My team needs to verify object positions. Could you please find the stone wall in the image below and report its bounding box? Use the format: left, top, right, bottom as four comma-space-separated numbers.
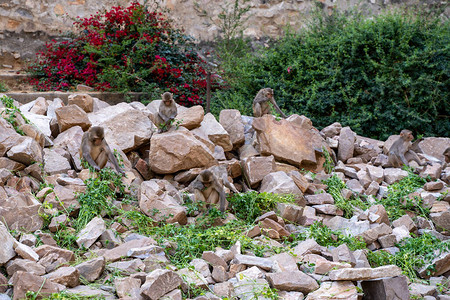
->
0, 0, 447, 67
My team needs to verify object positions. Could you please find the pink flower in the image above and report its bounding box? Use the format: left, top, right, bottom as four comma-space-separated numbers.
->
287, 67, 292, 73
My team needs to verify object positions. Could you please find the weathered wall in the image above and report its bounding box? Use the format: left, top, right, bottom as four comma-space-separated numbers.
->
0, 0, 447, 67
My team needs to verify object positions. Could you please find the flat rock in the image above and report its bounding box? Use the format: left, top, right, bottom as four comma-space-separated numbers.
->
329, 265, 402, 281
266, 271, 319, 293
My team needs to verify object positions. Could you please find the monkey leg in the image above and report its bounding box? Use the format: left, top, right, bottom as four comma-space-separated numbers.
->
95, 149, 108, 169
405, 150, 425, 166
253, 103, 262, 118
207, 190, 220, 207
194, 189, 208, 210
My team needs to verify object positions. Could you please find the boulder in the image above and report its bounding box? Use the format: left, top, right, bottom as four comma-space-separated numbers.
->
417, 137, 450, 162
13, 271, 64, 300
149, 129, 216, 174
266, 271, 319, 293
55, 104, 91, 132
68, 94, 94, 113
75, 256, 106, 282
0, 222, 16, 264
192, 113, 233, 151
43, 148, 71, 175
259, 171, 305, 204
252, 114, 329, 171
241, 155, 276, 188
140, 269, 182, 300
337, 126, 356, 163
174, 105, 204, 130
139, 179, 187, 224
76, 217, 106, 249
6, 136, 43, 165
219, 109, 245, 149
44, 266, 80, 288
329, 265, 402, 281
88, 102, 155, 152
306, 281, 357, 300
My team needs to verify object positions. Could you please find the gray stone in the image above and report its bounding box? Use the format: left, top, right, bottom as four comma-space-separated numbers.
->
232, 254, 274, 271
140, 269, 182, 300
266, 271, 318, 293
361, 275, 409, 300
76, 216, 106, 249
329, 265, 402, 281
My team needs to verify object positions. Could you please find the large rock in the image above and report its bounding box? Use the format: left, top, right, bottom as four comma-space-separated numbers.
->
259, 171, 305, 204
53, 125, 84, 171
192, 113, 233, 151
325, 216, 371, 237
75, 256, 106, 282
361, 276, 409, 300
140, 269, 182, 300
418, 251, 450, 278
252, 114, 329, 171
21, 112, 52, 137
329, 265, 402, 281
219, 109, 245, 149
6, 136, 43, 165
383, 168, 408, 184
43, 148, 71, 175
241, 155, 276, 188
306, 281, 357, 300
430, 210, 450, 231
115, 277, 142, 299
88, 102, 155, 152
337, 126, 356, 163
417, 137, 450, 162
266, 271, 319, 293
76, 217, 106, 249
149, 129, 216, 174
103, 237, 156, 262
174, 105, 204, 130
44, 266, 80, 288
55, 104, 91, 132
68, 94, 94, 113
13, 271, 64, 300
139, 179, 187, 224
0, 222, 16, 264
0, 193, 43, 232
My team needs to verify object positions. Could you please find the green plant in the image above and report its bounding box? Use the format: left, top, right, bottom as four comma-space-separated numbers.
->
322, 175, 369, 218
0, 81, 7, 92
0, 95, 30, 135
228, 191, 296, 224
375, 169, 427, 220
290, 221, 366, 251
215, 9, 449, 139
367, 233, 450, 278
322, 147, 335, 174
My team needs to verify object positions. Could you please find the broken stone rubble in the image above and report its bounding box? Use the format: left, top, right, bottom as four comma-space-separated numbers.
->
0, 94, 449, 299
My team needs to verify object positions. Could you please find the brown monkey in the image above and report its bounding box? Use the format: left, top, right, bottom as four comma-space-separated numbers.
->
252, 88, 287, 118
191, 170, 227, 212
388, 129, 427, 168
155, 92, 177, 133
444, 147, 450, 164
80, 126, 124, 174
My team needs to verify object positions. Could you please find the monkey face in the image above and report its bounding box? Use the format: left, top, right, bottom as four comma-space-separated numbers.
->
164, 99, 172, 106
92, 137, 103, 146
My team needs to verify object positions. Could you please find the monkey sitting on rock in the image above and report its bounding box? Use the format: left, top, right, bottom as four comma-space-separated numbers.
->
80, 126, 124, 174
252, 88, 287, 118
387, 129, 428, 168
155, 92, 177, 133
190, 169, 227, 212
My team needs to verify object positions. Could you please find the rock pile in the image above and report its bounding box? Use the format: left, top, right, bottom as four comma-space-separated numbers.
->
0, 93, 449, 299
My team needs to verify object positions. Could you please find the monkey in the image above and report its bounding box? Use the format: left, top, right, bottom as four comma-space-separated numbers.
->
190, 170, 227, 212
155, 92, 177, 133
80, 126, 125, 174
387, 129, 428, 168
252, 88, 287, 118
209, 165, 239, 194
444, 147, 450, 165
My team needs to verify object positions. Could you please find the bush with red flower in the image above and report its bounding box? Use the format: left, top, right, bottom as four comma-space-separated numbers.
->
27, 1, 217, 105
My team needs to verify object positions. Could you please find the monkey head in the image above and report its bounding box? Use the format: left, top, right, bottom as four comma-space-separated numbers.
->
263, 88, 274, 99
89, 126, 104, 146
400, 129, 414, 142
162, 92, 174, 106
444, 147, 450, 164
199, 170, 214, 187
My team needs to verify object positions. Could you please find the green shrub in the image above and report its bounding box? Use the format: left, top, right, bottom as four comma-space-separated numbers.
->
215, 9, 449, 139
227, 191, 296, 224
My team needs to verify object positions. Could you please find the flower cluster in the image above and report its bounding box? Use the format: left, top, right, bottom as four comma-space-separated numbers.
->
27, 1, 221, 106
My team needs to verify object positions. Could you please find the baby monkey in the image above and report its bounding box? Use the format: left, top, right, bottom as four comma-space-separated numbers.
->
388, 129, 427, 168
191, 169, 227, 212
156, 92, 177, 133
80, 126, 124, 174
252, 88, 287, 118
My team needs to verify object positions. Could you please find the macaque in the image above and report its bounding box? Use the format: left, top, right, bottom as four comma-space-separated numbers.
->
80, 126, 124, 174
252, 88, 287, 118
444, 147, 450, 165
155, 92, 177, 133
388, 129, 427, 168
209, 165, 239, 194
191, 170, 227, 212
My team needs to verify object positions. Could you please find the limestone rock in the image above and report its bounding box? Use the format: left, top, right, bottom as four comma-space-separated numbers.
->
0, 222, 16, 264
337, 126, 356, 163
149, 129, 216, 174
68, 94, 94, 113
75, 256, 106, 282
76, 217, 106, 249
241, 155, 276, 188
139, 179, 187, 224
384, 168, 408, 184
192, 113, 233, 151
417, 137, 450, 162
252, 114, 329, 171
219, 109, 245, 149
306, 281, 357, 300
6, 136, 43, 165
175, 105, 204, 130
329, 265, 402, 281
88, 102, 155, 152
115, 277, 142, 299
259, 171, 304, 204
43, 148, 71, 175
13, 271, 64, 300
44, 266, 80, 288
56, 104, 91, 132
266, 271, 319, 293
103, 237, 156, 262
140, 269, 182, 300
